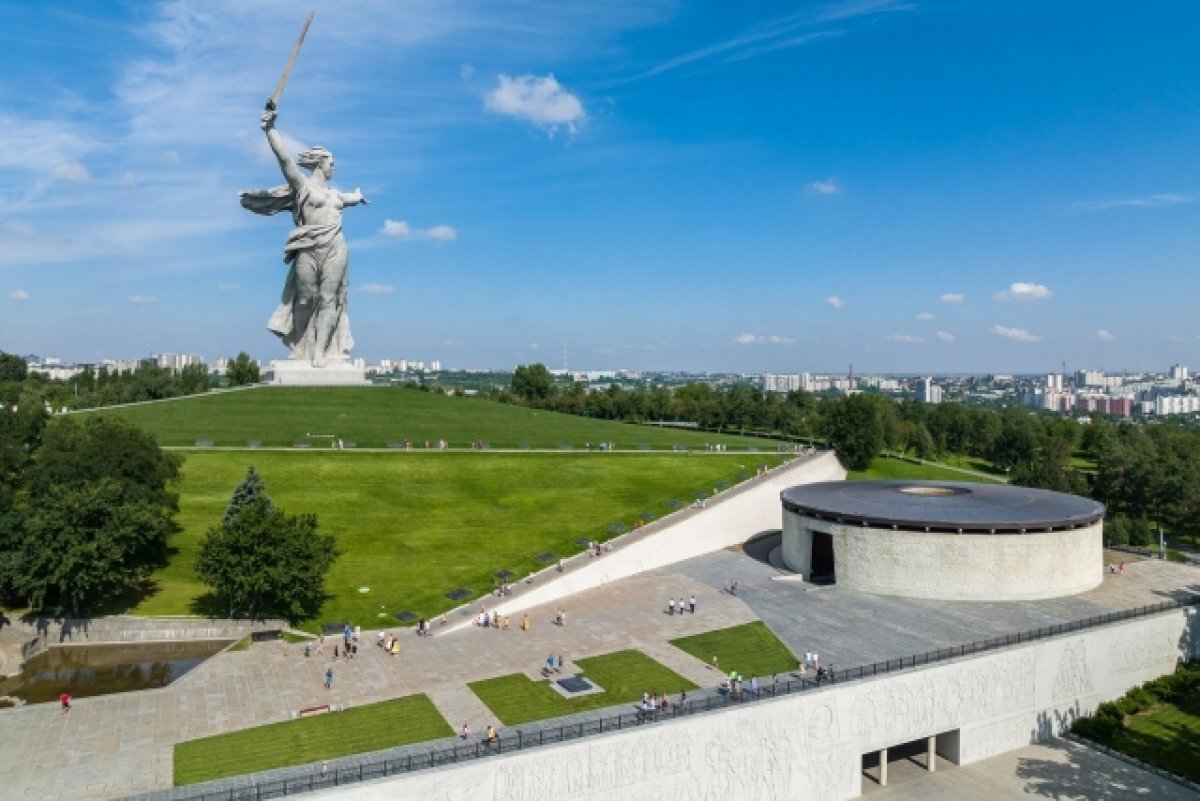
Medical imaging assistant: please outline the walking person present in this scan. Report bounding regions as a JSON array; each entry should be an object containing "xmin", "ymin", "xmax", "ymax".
[
  {"xmin": 60, "ymin": 692, "xmax": 71, "ymax": 714},
  {"xmin": 668, "ymin": 598, "xmax": 675, "ymax": 616},
  {"xmin": 678, "ymin": 597, "xmax": 686, "ymax": 619},
  {"xmin": 324, "ymin": 666, "xmax": 333, "ymax": 690},
  {"xmin": 689, "ymin": 594, "xmax": 696, "ymax": 614}
]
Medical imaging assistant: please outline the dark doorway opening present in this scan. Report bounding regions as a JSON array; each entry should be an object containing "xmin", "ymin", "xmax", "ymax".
[{"xmin": 810, "ymin": 531, "xmax": 835, "ymax": 583}]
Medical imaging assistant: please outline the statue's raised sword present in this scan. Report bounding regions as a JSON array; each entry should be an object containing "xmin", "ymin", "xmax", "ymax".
[{"xmin": 266, "ymin": 11, "xmax": 315, "ymax": 111}]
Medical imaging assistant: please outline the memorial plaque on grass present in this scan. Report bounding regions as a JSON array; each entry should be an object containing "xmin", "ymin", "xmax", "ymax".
[
  {"xmin": 195, "ymin": 439, "xmax": 213, "ymax": 447},
  {"xmin": 247, "ymin": 440, "xmax": 261, "ymax": 448},
  {"xmin": 519, "ymin": 442, "xmax": 531, "ymax": 450},
  {"xmin": 494, "ymin": 570, "xmax": 515, "ymax": 580},
  {"xmin": 693, "ymin": 489, "xmax": 707, "ymax": 500},
  {"xmin": 387, "ymin": 441, "xmax": 404, "ymax": 449},
  {"xmin": 557, "ymin": 442, "xmax": 573, "ymax": 450},
  {"xmin": 394, "ymin": 611, "xmax": 417, "ymax": 623},
  {"xmin": 715, "ymin": 479, "xmax": 730, "ymax": 490},
  {"xmin": 293, "ymin": 441, "xmax": 311, "ymax": 449},
  {"xmin": 757, "ymin": 461, "xmax": 770, "ymax": 470},
  {"xmin": 747, "ymin": 446, "xmax": 759, "ymax": 452},
  {"xmin": 535, "ymin": 552, "xmax": 558, "ymax": 565},
  {"xmin": 665, "ymin": 499, "xmax": 683, "ymax": 511},
  {"xmin": 575, "ymin": 537, "xmax": 592, "ymax": 547},
  {"xmin": 639, "ymin": 511, "xmax": 654, "ymax": 521},
  {"xmin": 736, "ymin": 469, "xmax": 749, "ymax": 480},
  {"xmin": 321, "ymin": 621, "xmax": 349, "ymax": 635},
  {"xmin": 607, "ymin": 523, "xmax": 627, "ymax": 536},
  {"xmin": 558, "ymin": 676, "xmax": 592, "ymax": 693},
  {"xmin": 636, "ymin": 442, "xmax": 651, "ymax": 451},
  {"xmin": 342, "ymin": 441, "xmax": 357, "ymax": 449},
  {"xmin": 445, "ymin": 588, "xmax": 472, "ymax": 601}
]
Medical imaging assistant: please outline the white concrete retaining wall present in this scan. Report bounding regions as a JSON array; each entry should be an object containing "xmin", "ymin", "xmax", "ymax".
[
  {"xmin": 783, "ymin": 514, "xmax": 1103, "ymax": 601},
  {"xmin": 471, "ymin": 452, "xmax": 845, "ymax": 628},
  {"xmin": 305, "ymin": 606, "xmax": 1197, "ymax": 801}
]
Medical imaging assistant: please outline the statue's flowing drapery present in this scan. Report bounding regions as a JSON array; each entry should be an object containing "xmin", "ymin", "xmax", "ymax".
[{"xmin": 240, "ymin": 183, "xmax": 353, "ymax": 363}]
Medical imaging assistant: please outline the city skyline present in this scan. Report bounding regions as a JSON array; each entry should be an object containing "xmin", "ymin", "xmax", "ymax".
[{"xmin": 2, "ymin": 1, "xmax": 1198, "ymax": 373}]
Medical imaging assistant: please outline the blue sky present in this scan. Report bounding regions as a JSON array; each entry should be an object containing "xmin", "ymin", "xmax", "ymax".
[{"xmin": 1, "ymin": 0, "xmax": 1198, "ymax": 374}]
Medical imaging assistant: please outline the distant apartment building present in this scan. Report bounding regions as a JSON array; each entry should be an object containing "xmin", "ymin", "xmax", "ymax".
[
  {"xmin": 153, "ymin": 353, "xmax": 205, "ymax": 371},
  {"xmin": 1046, "ymin": 373, "xmax": 1063, "ymax": 392},
  {"xmin": 1075, "ymin": 369, "xmax": 1105, "ymax": 388},
  {"xmin": 430, "ymin": 360, "xmax": 442, "ymax": 372},
  {"xmin": 920, "ymin": 377, "xmax": 943, "ymax": 404},
  {"xmin": 762, "ymin": 373, "xmax": 802, "ymax": 393},
  {"xmin": 1155, "ymin": 395, "xmax": 1200, "ymax": 416},
  {"xmin": 1170, "ymin": 363, "xmax": 1189, "ymax": 381}
]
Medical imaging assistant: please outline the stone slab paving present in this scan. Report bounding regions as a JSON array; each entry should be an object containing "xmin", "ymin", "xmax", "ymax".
[
  {"xmin": 862, "ymin": 737, "xmax": 1200, "ymax": 801},
  {"xmin": 674, "ymin": 544, "xmax": 1199, "ymax": 670},
  {"xmin": 0, "ymin": 570, "xmax": 753, "ymax": 801},
  {"xmin": 0, "ymin": 546, "xmax": 1193, "ymax": 801}
]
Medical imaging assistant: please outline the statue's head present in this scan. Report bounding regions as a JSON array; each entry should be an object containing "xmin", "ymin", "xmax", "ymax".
[{"xmin": 298, "ymin": 146, "xmax": 334, "ymax": 178}]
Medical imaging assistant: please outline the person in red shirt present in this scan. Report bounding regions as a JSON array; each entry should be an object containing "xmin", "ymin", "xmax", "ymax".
[{"xmin": 60, "ymin": 692, "xmax": 71, "ymax": 713}]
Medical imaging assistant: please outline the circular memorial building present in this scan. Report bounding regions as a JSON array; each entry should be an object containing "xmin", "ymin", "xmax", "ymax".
[{"xmin": 780, "ymin": 480, "xmax": 1105, "ymax": 601}]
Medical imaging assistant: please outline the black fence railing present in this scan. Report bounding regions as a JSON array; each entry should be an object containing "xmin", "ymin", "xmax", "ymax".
[{"xmin": 126, "ymin": 596, "xmax": 1199, "ymax": 801}]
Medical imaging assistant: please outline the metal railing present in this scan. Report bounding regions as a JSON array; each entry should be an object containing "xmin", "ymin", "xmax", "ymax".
[{"xmin": 125, "ymin": 596, "xmax": 1199, "ymax": 801}]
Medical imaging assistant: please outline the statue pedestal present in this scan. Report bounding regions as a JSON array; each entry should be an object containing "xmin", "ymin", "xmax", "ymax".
[{"xmin": 269, "ymin": 360, "xmax": 369, "ymax": 386}]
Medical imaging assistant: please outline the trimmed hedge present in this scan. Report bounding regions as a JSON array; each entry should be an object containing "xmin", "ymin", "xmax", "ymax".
[{"xmin": 1072, "ymin": 660, "xmax": 1200, "ymax": 745}]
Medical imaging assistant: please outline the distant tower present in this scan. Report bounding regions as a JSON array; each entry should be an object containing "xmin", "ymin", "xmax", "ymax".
[
  {"xmin": 562, "ymin": 343, "xmax": 568, "ymax": 374},
  {"xmin": 848, "ymin": 363, "xmax": 854, "ymax": 391}
]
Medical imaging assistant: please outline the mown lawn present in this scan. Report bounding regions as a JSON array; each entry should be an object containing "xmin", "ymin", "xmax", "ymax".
[
  {"xmin": 136, "ymin": 451, "xmax": 782, "ymax": 629},
  {"xmin": 670, "ymin": 621, "xmax": 796, "ymax": 679},
  {"xmin": 173, "ymin": 694, "xmax": 451, "ymax": 786},
  {"xmin": 848, "ymin": 456, "xmax": 1003, "ymax": 483},
  {"xmin": 87, "ymin": 386, "xmax": 782, "ymax": 450},
  {"xmin": 469, "ymin": 650, "xmax": 696, "ymax": 725},
  {"xmin": 1112, "ymin": 697, "xmax": 1200, "ymax": 782}
]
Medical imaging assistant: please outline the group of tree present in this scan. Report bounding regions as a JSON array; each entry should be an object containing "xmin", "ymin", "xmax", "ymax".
[
  {"xmin": 0, "ymin": 413, "xmax": 182, "ymax": 617},
  {"xmin": 194, "ymin": 467, "xmax": 338, "ymax": 621},
  {"xmin": 503, "ymin": 363, "xmax": 1200, "ymax": 540},
  {"xmin": 0, "ymin": 406, "xmax": 337, "ymax": 621}
]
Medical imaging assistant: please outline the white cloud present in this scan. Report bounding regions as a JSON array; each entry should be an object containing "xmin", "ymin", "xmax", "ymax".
[
  {"xmin": 916, "ymin": 312, "xmax": 934, "ymax": 321},
  {"xmin": 425, "ymin": 224, "xmax": 457, "ymax": 242},
  {"xmin": 485, "ymin": 74, "xmax": 585, "ymax": 134},
  {"xmin": 993, "ymin": 282, "xmax": 1052, "ymax": 302},
  {"xmin": 1096, "ymin": 329, "xmax": 1114, "ymax": 342},
  {"xmin": 936, "ymin": 331, "xmax": 955, "ymax": 342},
  {"xmin": 940, "ymin": 293, "xmax": 965, "ymax": 304},
  {"xmin": 216, "ymin": 282, "xmax": 239, "ymax": 291},
  {"xmin": 990, "ymin": 324, "xmax": 1041, "ymax": 343},
  {"xmin": 825, "ymin": 295, "xmax": 845, "ymax": 310},
  {"xmin": 1074, "ymin": 193, "xmax": 1194, "ymax": 211},
  {"xmin": 9, "ymin": 289, "xmax": 30, "ymax": 302},
  {"xmin": 128, "ymin": 295, "xmax": 155, "ymax": 304},
  {"xmin": 886, "ymin": 334, "xmax": 922, "ymax": 343},
  {"xmin": 734, "ymin": 332, "xmax": 795, "ymax": 346},
  {"xmin": 381, "ymin": 219, "xmax": 412, "ymax": 239},
  {"xmin": 51, "ymin": 161, "xmax": 91, "ymax": 183},
  {"xmin": 631, "ymin": 1, "xmax": 911, "ymax": 81},
  {"xmin": 806, "ymin": 177, "xmax": 841, "ymax": 195},
  {"xmin": 380, "ymin": 219, "xmax": 456, "ymax": 242},
  {"xmin": 359, "ymin": 283, "xmax": 396, "ymax": 295},
  {"xmin": 460, "ymin": 63, "xmax": 475, "ymax": 79}
]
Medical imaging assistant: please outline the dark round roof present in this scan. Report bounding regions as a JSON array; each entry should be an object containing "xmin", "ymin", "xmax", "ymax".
[{"xmin": 781, "ymin": 480, "xmax": 1104, "ymax": 534}]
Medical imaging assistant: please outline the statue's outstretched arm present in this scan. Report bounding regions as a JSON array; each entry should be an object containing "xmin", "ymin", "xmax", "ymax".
[
  {"xmin": 340, "ymin": 188, "xmax": 369, "ymax": 207},
  {"xmin": 261, "ymin": 109, "xmax": 304, "ymax": 190}
]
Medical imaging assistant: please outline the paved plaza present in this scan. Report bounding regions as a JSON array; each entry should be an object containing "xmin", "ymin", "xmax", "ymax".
[
  {"xmin": 0, "ymin": 546, "xmax": 1194, "ymax": 800},
  {"xmin": 862, "ymin": 738, "xmax": 1199, "ymax": 801}
]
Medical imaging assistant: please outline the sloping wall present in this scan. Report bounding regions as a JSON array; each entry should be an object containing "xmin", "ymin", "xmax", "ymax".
[{"xmin": 463, "ymin": 451, "xmax": 845, "ymax": 628}]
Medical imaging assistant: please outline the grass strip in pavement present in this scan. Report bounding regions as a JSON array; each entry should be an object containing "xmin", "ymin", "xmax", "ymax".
[
  {"xmin": 469, "ymin": 649, "xmax": 696, "ymax": 726},
  {"xmin": 670, "ymin": 621, "xmax": 797, "ymax": 679},
  {"xmin": 173, "ymin": 694, "xmax": 452, "ymax": 786}
]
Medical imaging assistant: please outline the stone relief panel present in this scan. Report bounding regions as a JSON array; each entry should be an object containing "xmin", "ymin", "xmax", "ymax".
[
  {"xmin": 1051, "ymin": 640, "xmax": 1094, "ymax": 702},
  {"xmin": 957, "ymin": 714, "xmax": 1034, "ymax": 764}
]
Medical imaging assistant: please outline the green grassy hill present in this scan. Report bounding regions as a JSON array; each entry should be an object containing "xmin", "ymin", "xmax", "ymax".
[
  {"xmin": 83, "ymin": 387, "xmax": 782, "ymax": 450},
  {"xmin": 136, "ymin": 450, "xmax": 785, "ymax": 629}
]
